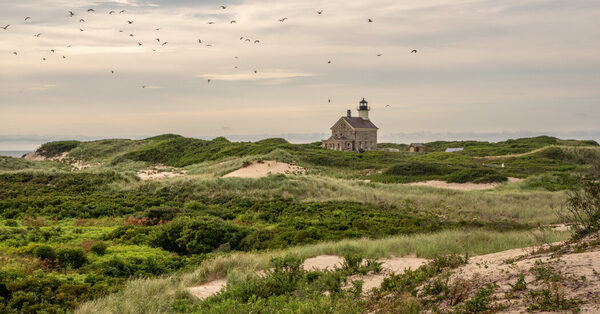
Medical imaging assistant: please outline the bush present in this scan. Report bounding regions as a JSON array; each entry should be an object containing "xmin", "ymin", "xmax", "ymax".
[
  {"xmin": 444, "ymin": 168, "xmax": 507, "ymax": 184},
  {"xmin": 90, "ymin": 242, "xmax": 108, "ymax": 255},
  {"xmin": 33, "ymin": 245, "xmax": 57, "ymax": 261},
  {"xmin": 562, "ymin": 164, "xmax": 600, "ymax": 238},
  {"xmin": 37, "ymin": 141, "xmax": 80, "ymax": 158},
  {"xmin": 57, "ymin": 248, "xmax": 87, "ymax": 269}
]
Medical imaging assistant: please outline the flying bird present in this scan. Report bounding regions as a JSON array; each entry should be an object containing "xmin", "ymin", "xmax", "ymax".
[
  {"xmin": 254, "ymin": 40, "xmax": 260, "ymax": 43},
  {"xmin": 120, "ymin": 10, "xmax": 126, "ymax": 14},
  {"xmin": 68, "ymin": 11, "xmax": 75, "ymax": 17},
  {"xmin": 278, "ymin": 18, "xmax": 288, "ymax": 22},
  {"xmin": 62, "ymin": 55, "xmax": 66, "ymax": 59},
  {"xmin": 111, "ymin": 70, "xmax": 114, "ymax": 74},
  {"xmin": 129, "ymin": 33, "xmax": 134, "ymax": 37},
  {"xmin": 327, "ymin": 60, "xmax": 331, "ymax": 64},
  {"xmin": 42, "ymin": 58, "xmax": 46, "ymax": 60},
  {"xmin": 34, "ymin": 33, "xmax": 41, "ymax": 37},
  {"xmin": 205, "ymin": 44, "xmax": 213, "ymax": 47},
  {"xmin": 245, "ymin": 38, "xmax": 251, "ymax": 42},
  {"xmin": 207, "ymin": 79, "xmax": 211, "ymax": 83},
  {"xmin": 220, "ymin": 6, "xmax": 227, "ymax": 9},
  {"xmin": 156, "ymin": 38, "xmax": 160, "ymax": 42},
  {"xmin": 127, "ymin": 21, "xmax": 133, "ymax": 24},
  {"xmin": 368, "ymin": 18, "xmax": 373, "ymax": 22},
  {"xmin": 24, "ymin": 17, "xmax": 31, "ymax": 21},
  {"xmin": 50, "ymin": 49, "xmax": 55, "ymax": 53},
  {"xmin": 328, "ymin": 99, "xmax": 331, "ymax": 103},
  {"xmin": 317, "ymin": 10, "xmax": 324, "ymax": 14},
  {"xmin": 79, "ymin": 19, "xmax": 85, "ymax": 22},
  {"xmin": 142, "ymin": 85, "xmax": 146, "ymax": 88},
  {"xmin": 80, "ymin": 28, "xmax": 85, "ymax": 31},
  {"xmin": 12, "ymin": 51, "xmax": 17, "ymax": 55},
  {"xmin": 87, "ymin": 9, "xmax": 95, "ymax": 12},
  {"xmin": 1, "ymin": 25, "xmax": 9, "ymax": 30},
  {"xmin": 254, "ymin": 70, "xmax": 257, "ymax": 73},
  {"xmin": 207, "ymin": 22, "xmax": 215, "ymax": 24},
  {"xmin": 411, "ymin": 49, "xmax": 417, "ymax": 53},
  {"xmin": 155, "ymin": 28, "xmax": 161, "ymax": 31},
  {"xmin": 377, "ymin": 53, "xmax": 382, "ymax": 56},
  {"xmin": 230, "ymin": 20, "xmax": 236, "ymax": 24},
  {"xmin": 118, "ymin": 30, "xmax": 123, "ymax": 32},
  {"xmin": 240, "ymin": 37, "xmax": 244, "ymax": 40},
  {"xmin": 161, "ymin": 42, "xmax": 168, "ymax": 46},
  {"xmin": 385, "ymin": 105, "xmax": 391, "ymax": 107},
  {"xmin": 109, "ymin": 10, "xmax": 115, "ymax": 14},
  {"xmin": 138, "ymin": 42, "xmax": 143, "ymax": 46},
  {"xmin": 197, "ymin": 39, "xmax": 201, "ymax": 43}
]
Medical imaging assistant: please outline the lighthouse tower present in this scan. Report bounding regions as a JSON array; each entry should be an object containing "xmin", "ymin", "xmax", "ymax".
[{"xmin": 357, "ymin": 98, "xmax": 370, "ymax": 120}]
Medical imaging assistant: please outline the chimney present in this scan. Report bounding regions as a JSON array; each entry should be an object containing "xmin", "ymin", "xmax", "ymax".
[{"xmin": 347, "ymin": 109, "xmax": 351, "ymax": 117}]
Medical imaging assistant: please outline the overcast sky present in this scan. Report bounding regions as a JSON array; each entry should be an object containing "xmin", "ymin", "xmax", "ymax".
[{"xmin": 1, "ymin": 0, "xmax": 599, "ymax": 149}]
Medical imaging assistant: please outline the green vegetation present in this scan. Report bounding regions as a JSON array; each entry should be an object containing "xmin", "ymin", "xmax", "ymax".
[{"xmin": 0, "ymin": 134, "xmax": 595, "ymax": 312}]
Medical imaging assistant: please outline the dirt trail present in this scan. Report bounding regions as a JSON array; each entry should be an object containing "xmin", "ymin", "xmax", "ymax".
[
  {"xmin": 482, "ymin": 145, "xmax": 599, "ymax": 160},
  {"xmin": 223, "ymin": 160, "xmax": 305, "ymax": 178},
  {"xmin": 408, "ymin": 177, "xmax": 523, "ymax": 191}
]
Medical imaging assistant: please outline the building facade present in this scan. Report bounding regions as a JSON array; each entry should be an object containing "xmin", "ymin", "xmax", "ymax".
[
  {"xmin": 409, "ymin": 143, "xmax": 427, "ymax": 153},
  {"xmin": 322, "ymin": 98, "xmax": 378, "ymax": 152}
]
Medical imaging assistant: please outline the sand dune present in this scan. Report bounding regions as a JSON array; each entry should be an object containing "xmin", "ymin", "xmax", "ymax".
[{"xmin": 223, "ymin": 160, "xmax": 305, "ymax": 178}]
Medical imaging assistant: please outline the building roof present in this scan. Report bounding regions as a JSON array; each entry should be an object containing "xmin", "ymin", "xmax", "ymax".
[
  {"xmin": 445, "ymin": 148, "xmax": 464, "ymax": 152},
  {"xmin": 410, "ymin": 143, "xmax": 426, "ymax": 147},
  {"xmin": 341, "ymin": 116, "xmax": 378, "ymax": 129}
]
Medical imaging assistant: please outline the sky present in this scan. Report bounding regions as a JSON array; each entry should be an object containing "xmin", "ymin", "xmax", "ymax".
[{"xmin": 1, "ymin": 0, "xmax": 599, "ymax": 150}]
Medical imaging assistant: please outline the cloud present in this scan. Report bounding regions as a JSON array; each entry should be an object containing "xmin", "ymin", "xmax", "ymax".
[{"xmin": 197, "ymin": 71, "xmax": 316, "ymax": 82}]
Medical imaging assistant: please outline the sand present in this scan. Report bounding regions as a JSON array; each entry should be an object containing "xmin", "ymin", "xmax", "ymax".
[
  {"xmin": 223, "ymin": 160, "xmax": 305, "ymax": 178},
  {"xmin": 23, "ymin": 151, "xmax": 68, "ymax": 161},
  {"xmin": 187, "ymin": 279, "xmax": 227, "ymax": 300},
  {"xmin": 303, "ymin": 255, "xmax": 344, "ymax": 271},
  {"xmin": 408, "ymin": 177, "xmax": 523, "ymax": 191}
]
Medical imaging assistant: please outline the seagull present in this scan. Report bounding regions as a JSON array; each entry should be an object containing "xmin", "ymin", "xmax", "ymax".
[
  {"xmin": 138, "ymin": 42, "xmax": 143, "ymax": 46},
  {"xmin": 68, "ymin": 11, "xmax": 75, "ymax": 17},
  {"xmin": 111, "ymin": 70, "xmax": 114, "ymax": 74},
  {"xmin": 12, "ymin": 51, "xmax": 17, "ymax": 55},
  {"xmin": 156, "ymin": 38, "xmax": 160, "ymax": 42},
  {"xmin": 254, "ymin": 40, "xmax": 260, "ymax": 43},
  {"xmin": 109, "ymin": 10, "xmax": 115, "ymax": 14},
  {"xmin": 50, "ymin": 49, "xmax": 55, "ymax": 53},
  {"xmin": 118, "ymin": 30, "xmax": 123, "ymax": 32},
  {"xmin": 127, "ymin": 21, "xmax": 133, "ymax": 24},
  {"xmin": 240, "ymin": 37, "xmax": 244, "ymax": 40},
  {"xmin": 327, "ymin": 60, "xmax": 331, "ymax": 64},
  {"xmin": 328, "ymin": 99, "xmax": 331, "ymax": 103},
  {"xmin": 234, "ymin": 56, "xmax": 238, "ymax": 59},
  {"xmin": 66, "ymin": 45, "xmax": 72, "ymax": 48},
  {"xmin": 129, "ymin": 33, "xmax": 134, "ymax": 37},
  {"xmin": 34, "ymin": 33, "xmax": 41, "ymax": 37},
  {"xmin": 207, "ymin": 79, "xmax": 211, "ymax": 83},
  {"xmin": 278, "ymin": 17, "xmax": 288, "ymax": 22},
  {"xmin": 42, "ymin": 58, "xmax": 46, "ymax": 60},
  {"xmin": 62, "ymin": 55, "xmax": 66, "ymax": 59},
  {"xmin": 385, "ymin": 105, "xmax": 391, "ymax": 107},
  {"xmin": 317, "ymin": 10, "xmax": 324, "ymax": 14},
  {"xmin": 368, "ymin": 18, "xmax": 373, "ymax": 23},
  {"xmin": 120, "ymin": 10, "xmax": 127, "ymax": 14},
  {"xmin": 411, "ymin": 49, "xmax": 417, "ymax": 53},
  {"xmin": 155, "ymin": 28, "xmax": 161, "ymax": 31},
  {"xmin": 25, "ymin": 17, "xmax": 31, "ymax": 21},
  {"xmin": 1, "ymin": 25, "xmax": 9, "ymax": 30},
  {"xmin": 161, "ymin": 42, "xmax": 168, "ymax": 46},
  {"xmin": 205, "ymin": 44, "xmax": 213, "ymax": 47},
  {"xmin": 377, "ymin": 53, "xmax": 383, "ymax": 56},
  {"xmin": 87, "ymin": 9, "xmax": 95, "ymax": 12},
  {"xmin": 245, "ymin": 38, "xmax": 251, "ymax": 42},
  {"xmin": 207, "ymin": 22, "xmax": 215, "ymax": 24},
  {"xmin": 198, "ymin": 39, "xmax": 201, "ymax": 43},
  {"xmin": 230, "ymin": 20, "xmax": 236, "ymax": 24},
  {"xmin": 220, "ymin": 5, "xmax": 227, "ymax": 9},
  {"xmin": 254, "ymin": 70, "xmax": 257, "ymax": 73},
  {"xmin": 234, "ymin": 66, "xmax": 238, "ymax": 68},
  {"xmin": 142, "ymin": 85, "xmax": 146, "ymax": 88},
  {"xmin": 80, "ymin": 28, "xmax": 85, "ymax": 31},
  {"xmin": 79, "ymin": 19, "xmax": 85, "ymax": 22}
]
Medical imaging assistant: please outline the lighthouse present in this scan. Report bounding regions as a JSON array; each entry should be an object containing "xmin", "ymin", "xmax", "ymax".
[{"xmin": 357, "ymin": 98, "xmax": 370, "ymax": 120}]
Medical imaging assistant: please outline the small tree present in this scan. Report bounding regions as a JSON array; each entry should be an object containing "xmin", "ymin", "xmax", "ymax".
[{"xmin": 562, "ymin": 160, "xmax": 600, "ymax": 238}]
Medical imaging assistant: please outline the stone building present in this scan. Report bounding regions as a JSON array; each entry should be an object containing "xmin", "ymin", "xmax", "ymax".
[
  {"xmin": 409, "ymin": 143, "xmax": 427, "ymax": 153},
  {"xmin": 322, "ymin": 98, "xmax": 378, "ymax": 152}
]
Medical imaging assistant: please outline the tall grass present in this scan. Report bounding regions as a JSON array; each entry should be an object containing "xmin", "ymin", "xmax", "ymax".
[{"xmin": 76, "ymin": 228, "xmax": 568, "ymax": 314}]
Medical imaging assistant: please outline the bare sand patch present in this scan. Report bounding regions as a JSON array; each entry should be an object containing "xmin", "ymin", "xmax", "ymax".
[
  {"xmin": 23, "ymin": 151, "xmax": 68, "ymax": 161},
  {"xmin": 188, "ymin": 279, "xmax": 227, "ymax": 300},
  {"xmin": 223, "ymin": 160, "xmax": 305, "ymax": 178},
  {"xmin": 137, "ymin": 165, "xmax": 186, "ymax": 180},
  {"xmin": 408, "ymin": 177, "xmax": 523, "ymax": 191},
  {"xmin": 303, "ymin": 255, "xmax": 344, "ymax": 271},
  {"xmin": 349, "ymin": 256, "xmax": 427, "ymax": 293}
]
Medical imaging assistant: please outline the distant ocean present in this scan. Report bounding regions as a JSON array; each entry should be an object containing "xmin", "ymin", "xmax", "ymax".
[{"xmin": 0, "ymin": 151, "xmax": 30, "ymax": 158}]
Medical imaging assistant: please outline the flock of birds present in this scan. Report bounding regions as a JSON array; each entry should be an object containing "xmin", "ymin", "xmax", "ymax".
[{"xmin": 2, "ymin": 5, "xmax": 418, "ymax": 104}]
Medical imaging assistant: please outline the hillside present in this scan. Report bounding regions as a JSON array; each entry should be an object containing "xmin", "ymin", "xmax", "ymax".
[{"xmin": 0, "ymin": 135, "xmax": 599, "ymax": 313}]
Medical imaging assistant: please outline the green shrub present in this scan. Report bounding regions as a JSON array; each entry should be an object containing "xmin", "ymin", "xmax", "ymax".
[
  {"xmin": 460, "ymin": 285, "xmax": 495, "ymax": 313},
  {"xmin": 444, "ymin": 168, "xmax": 507, "ymax": 184},
  {"xmin": 90, "ymin": 242, "xmax": 108, "ymax": 255},
  {"xmin": 37, "ymin": 140, "xmax": 80, "ymax": 158},
  {"xmin": 33, "ymin": 245, "xmax": 56, "ymax": 261},
  {"xmin": 57, "ymin": 248, "xmax": 87, "ymax": 269}
]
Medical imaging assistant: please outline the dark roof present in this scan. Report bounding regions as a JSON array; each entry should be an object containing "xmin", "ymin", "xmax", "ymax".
[
  {"xmin": 410, "ymin": 143, "xmax": 426, "ymax": 147},
  {"xmin": 341, "ymin": 117, "xmax": 378, "ymax": 129}
]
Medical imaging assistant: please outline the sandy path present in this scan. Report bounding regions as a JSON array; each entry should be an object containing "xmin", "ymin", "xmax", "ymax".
[
  {"xmin": 303, "ymin": 255, "xmax": 344, "ymax": 271},
  {"xmin": 223, "ymin": 160, "xmax": 305, "ymax": 178},
  {"xmin": 188, "ymin": 279, "xmax": 227, "ymax": 300},
  {"xmin": 408, "ymin": 177, "xmax": 523, "ymax": 191}
]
